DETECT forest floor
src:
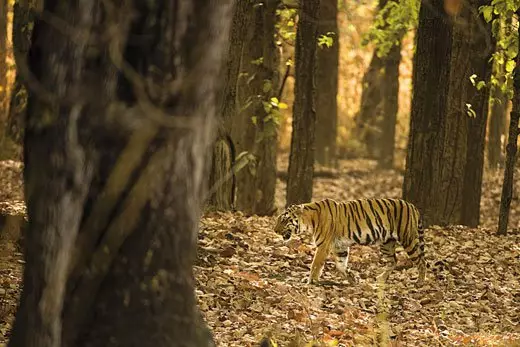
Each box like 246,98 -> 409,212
1,158 -> 519,346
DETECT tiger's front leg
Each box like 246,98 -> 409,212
308,244 -> 330,284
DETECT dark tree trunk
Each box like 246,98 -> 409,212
497,12 -> 520,236
461,0 -> 493,227
315,0 -> 338,167
378,41 -> 401,169
206,1 -> 252,212
8,1 -> 233,347
402,0 -> 454,226
233,0 -> 280,216
286,0 -> 321,207
404,0 -> 492,227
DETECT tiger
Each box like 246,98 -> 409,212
273,198 -> 427,286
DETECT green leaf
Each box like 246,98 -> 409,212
481,5 -> 493,22
278,102 -> 288,110
506,60 -> 516,73
476,81 -> 486,90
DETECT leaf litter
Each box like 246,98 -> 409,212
1,159 -> 520,346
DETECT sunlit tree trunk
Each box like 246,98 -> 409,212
315,0 -> 338,167
0,0 -> 7,124
487,17 -> 510,170
8,1 -> 233,346
286,0 -> 321,206
379,41 -> 401,169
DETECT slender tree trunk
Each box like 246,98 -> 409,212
488,86 -> 506,169
461,0 -> 493,227
497,12 -> 520,235
355,50 -> 384,158
0,0 -> 7,123
233,0 -> 280,216
403,0 -> 454,226
487,17 -> 510,169
315,0 -> 338,167
6,0 -> 40,146
378,41 -> 401,169
8,1 -> 233,346
286,0 -> 321,206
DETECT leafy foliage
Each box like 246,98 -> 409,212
362,0 -> 419,57
475,2 -> 519,101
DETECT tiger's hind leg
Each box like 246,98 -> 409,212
402,228 -> 427,287
377,239 -> 397,283
334,247 -> 357,284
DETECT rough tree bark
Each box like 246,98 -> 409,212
233,0 -> 280,216
497,12 -> 520,236
206,1 -> 252,212
315,0 -> 338,167
404,0 -> 492,227
8,1 -> 233,346
286,0 -> 321,207
379,41 -> 401,169
402,0 -> 454,226
461,0 -> 493,227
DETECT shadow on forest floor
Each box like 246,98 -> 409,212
1,158 -> 519,346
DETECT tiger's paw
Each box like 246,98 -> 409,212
306,277 -> 320,285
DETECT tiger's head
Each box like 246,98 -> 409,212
274,204 -> 305,241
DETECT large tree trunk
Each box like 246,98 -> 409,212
286,0 -> 321,206
8,1 -> 233,346
402,0 -> 454,226
378,41 -> 401,169
404,0 -> 492,227
233,0 -> 280,216
497,12 -> 520,236
206,1 -> 252,212
315,0 -> 338,167
461,0 -> 493,227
